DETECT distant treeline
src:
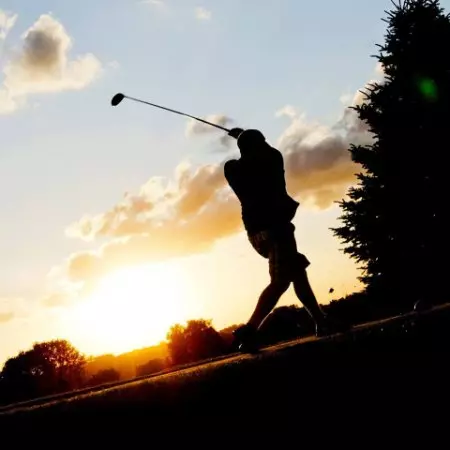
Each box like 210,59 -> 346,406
0,289 -> 406,407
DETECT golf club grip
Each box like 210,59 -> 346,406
125,96 -> 231,132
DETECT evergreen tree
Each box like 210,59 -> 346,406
333,0 -> 450,309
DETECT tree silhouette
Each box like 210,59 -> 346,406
166,324 -> 187,365
87,368 -> 121,387
219,324 -> 242,348
0,339 -> 86,403
136,358 -> 167,377
333,0 -> 450,309
167,319 -> 226,365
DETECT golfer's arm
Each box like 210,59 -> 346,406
224,160 -> 241,195
274,149 -> 288,187
224,160 -> 238,183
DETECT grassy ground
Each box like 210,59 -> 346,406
1,304 -> 449,442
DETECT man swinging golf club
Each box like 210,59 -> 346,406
110,93 -> 347,348
225,128 -> 347,352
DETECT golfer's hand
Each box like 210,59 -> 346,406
228,128 -> 244,139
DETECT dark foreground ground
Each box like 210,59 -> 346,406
1,304 -> 449,443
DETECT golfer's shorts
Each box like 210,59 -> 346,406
248,223 -> 310,282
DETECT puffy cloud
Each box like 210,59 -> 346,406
0,88 -> 18,113
350,80 -> 379,108
41,264 -> 84,308
65,197 -> 241,287
195,7 -> 212,21
175,162 -> 227,217
185,113 -> 236,151
0,298 -> 25,323
66,193 -> 155,241
62,157 -> 242,290
185,114 -> 232,137
0,9 -> 17,40
339,92 -> 353,106
55,71 -> 379,292
62,96 -> 371,290
139,0 -> 168,13
66,161 -> 235,243
334,64 -> 385,149
107,60 -> 120,70
376,62 -> 385,76
0,14 -> 102,114
41,292 -> 69,308
278,113 -> 366,209
275,105 -> 298,119
0,312 -> 14,323
141,0 -> 165,6
340,62 -> 386,109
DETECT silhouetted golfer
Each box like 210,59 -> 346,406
225,128 -> 346,352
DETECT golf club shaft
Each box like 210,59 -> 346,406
124,95 -> 231,132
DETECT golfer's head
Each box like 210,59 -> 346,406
237,129 -> 266,156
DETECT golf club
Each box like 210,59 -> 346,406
111,93 -> 231,133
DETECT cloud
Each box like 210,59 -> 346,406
59,83 -> 374,292
218,134 -> 237,150
66,196 -> 241,288
41,264 -> 85,308
339,62 -> 386,109
195,7 -> 212,21
185,114 -> 232,137
40,64 -> 385,298
277,112 -> 370,209
41,292 -> 71,308
0,9 -> 17,40
66,193 -> 155,241
139,0 -> 167,10
275,105 -> 298,119
66,163 -> 229,242
0,312 -> 14,323
0,14 -> 102,115
375,62 -> 385,76
339,93 -> 353,106
186,113 -> 237,150
61,158 -> 241,291
107,60 -> 120,70
0,298 -> 24,323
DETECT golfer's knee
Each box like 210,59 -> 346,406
268,278 -> 291,294
293,268 -> 309,285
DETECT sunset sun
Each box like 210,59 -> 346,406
68,263 -> 192,355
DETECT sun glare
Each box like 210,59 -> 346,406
67,262 -> 191,356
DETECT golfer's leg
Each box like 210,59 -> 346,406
247,230 -> 292,329
293,268 -> 326,326
248,279 -> 290,329
280,224 -> 327,325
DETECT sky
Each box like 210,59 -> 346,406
2,0 -> 445,365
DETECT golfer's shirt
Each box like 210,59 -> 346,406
224,147 -> 299,234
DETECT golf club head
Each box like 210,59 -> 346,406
111,93 -> 125,107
